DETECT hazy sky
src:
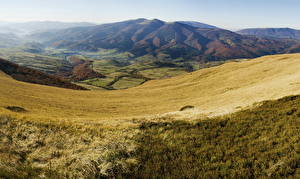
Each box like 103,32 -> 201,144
1,0 -> 300,30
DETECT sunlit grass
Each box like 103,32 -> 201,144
132,95 -> 300,178
1,54 -> 300,122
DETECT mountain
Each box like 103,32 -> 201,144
0,33 -> 23,47
177,21 -> 218,28
29,19 -> 300,61
237,28 -> 300,40
57,56 -> 106,81
0,21 -> 96,35
0,58 -> 86,90
0,21 -> 96,48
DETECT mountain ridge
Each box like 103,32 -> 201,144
237,28 -> 300,40
177,21 -> 219,29
0,21 -> 96,35
28,19 -> 300,61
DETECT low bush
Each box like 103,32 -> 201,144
179,105 -> 195,111
5,106 -> 28,113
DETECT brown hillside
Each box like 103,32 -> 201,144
57,56 -> 105,81
0,58 -> 86,90
33,19 -> 300,61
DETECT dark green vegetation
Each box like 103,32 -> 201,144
132,95 -> 300,178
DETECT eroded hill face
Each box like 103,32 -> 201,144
1,54 -> 300,122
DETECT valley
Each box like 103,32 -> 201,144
0,47 -> 210,90
2,53 -> 300,177
3,18 -> 300,91
2,14 -> 300,178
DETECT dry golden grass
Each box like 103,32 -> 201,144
3,54 -> 300,177
0,115 -> 138,178
2,53 -> 300,124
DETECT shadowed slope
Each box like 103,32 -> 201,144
133,95 -> 300,178
0,58 -> 86,90
30,19 -> 300,61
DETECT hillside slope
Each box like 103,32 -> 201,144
1,54 -> 300,122
29,19 -> 300,61
237,28 -> 300,39
177,21 -> 218,28
133,94 -> 300,178
0,21 -> 96,35
0,58 -> 86,90
0,33 -> 23,47
3,74 -> 300,177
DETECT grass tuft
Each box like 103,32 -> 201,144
179,105 -> 195,111
5,106 -> 28,113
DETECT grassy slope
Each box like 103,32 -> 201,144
2,54 -> 300,123
0,48 -> 70,74
3,53 -> 300,177
0,58 -> 86,90
0,115 -> 138,178
132,95 -> 300,178
3,83 -> 300,177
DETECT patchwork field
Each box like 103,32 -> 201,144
0,48 -> 71,74
0,48 -> 199,89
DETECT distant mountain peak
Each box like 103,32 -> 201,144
27,19 -> 300,61
177,21 -> 219,29
139,19 -> 165,25
237,28 -> 300,40
0,21 -> 97,35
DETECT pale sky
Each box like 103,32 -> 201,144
1,0 -> 300,30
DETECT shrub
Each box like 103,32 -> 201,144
5,106 -> 28,113
179,105 -> 195,111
